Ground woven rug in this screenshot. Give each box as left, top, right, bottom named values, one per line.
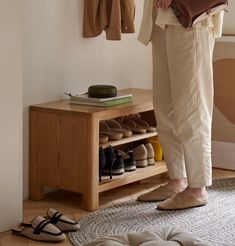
left=69, top=178, right=235, bottom=246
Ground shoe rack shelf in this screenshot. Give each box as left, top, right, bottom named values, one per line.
left=100, top=132, right=158, bottom=148
left=99, top=161, right=167, bottom=192
left=29, top=88, right=168, bottom=211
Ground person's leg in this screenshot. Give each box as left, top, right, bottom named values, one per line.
left=158, top=24, right=215, bottom=208
left=138, top=25, right=187, bottom=202
left=152, top=25, right=187, bottom=185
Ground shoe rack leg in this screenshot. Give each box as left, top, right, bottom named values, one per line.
left=82, top=116, right=99, bottom=211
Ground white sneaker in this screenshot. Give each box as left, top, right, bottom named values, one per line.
left=132, top=144, right=148, bottom=167
left=145, top=143, right=155, bottom=165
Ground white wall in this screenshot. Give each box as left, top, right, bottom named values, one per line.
left=0, top=0, right=23, bottom=232
left=23, top=0, right=66, bottom=198
left=62, top=0, right=152, bottom=93
left=23, top=0, right=152, bottom=198
left=223, top=1, right=235, bottom=35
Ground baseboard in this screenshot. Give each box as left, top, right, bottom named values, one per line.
left=212, top=140, right=235, bottom=170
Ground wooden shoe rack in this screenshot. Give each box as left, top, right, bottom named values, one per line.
left=29, top=88, right=168, bottom=211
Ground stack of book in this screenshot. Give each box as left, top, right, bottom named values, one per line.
left=69, top=93, right=133, bottom=107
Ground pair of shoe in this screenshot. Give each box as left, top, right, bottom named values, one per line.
left=132, top=143, right=155, bottom=167
left=129, top=113, right=157, bottom=133
left=99, top=146, right=136, bottom=182
left=137, top=185, right=207, bottom=210
left=99, top=146, right=124, bottom=181
left=99, top=119, right=132, bottom=143
left=11, top=208, right=80, bottom=242
left=116, top=114, right=157, bottom=134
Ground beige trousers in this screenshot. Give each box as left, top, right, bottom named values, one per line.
left=151, top=24, right=215, bottom=187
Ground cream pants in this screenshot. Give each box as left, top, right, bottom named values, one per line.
left=151, top=24, right=215, bottom=187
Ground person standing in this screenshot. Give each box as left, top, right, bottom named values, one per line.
left=137, top=0, right=224, bottom=210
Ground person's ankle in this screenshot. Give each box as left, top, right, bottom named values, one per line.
left=166, top=178, right=187, bottom=193
left=183, top=187, right=208, bottom=200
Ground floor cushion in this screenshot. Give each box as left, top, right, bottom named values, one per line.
left=83, top=227, right=208, bottom=246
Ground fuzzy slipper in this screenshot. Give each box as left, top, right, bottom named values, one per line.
left=12, top=216, right=66, bottom=242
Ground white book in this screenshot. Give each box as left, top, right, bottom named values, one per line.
left=70, top=96, right=133, bottom=107
left=70, top=93, right=133, bottom=103
left=192, top=4, right=227, bottom=26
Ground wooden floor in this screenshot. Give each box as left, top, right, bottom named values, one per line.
left=1, top=168, right=235, bottom=246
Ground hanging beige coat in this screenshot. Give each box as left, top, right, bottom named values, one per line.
left=83, top=0, right=135, bottom=40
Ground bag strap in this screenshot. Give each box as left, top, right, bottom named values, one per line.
left=202, top=0, right=228, bottom=15
left=202, top=0, right=211, bottom=14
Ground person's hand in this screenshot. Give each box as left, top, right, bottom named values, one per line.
left=153, top=0, right=173, bottom=10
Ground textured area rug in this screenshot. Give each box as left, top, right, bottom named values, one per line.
left=69, top=178, right=235, bottom=246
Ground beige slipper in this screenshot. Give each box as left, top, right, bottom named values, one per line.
left=130, top=114, right=157, bottom=132
left=99, top=134, right=109, bottom=144
left=137, top=185, right=178, bottom=202
left=12, top=216, right=66, bottom=242
left=121, top=118, right=146, bottom=134
left=99, top=121, right=123, bottom=140
left=105, top=119, right=132, bottom=137
left=45, top=208, right=80, bottom=232
left=157, top=192, right=208, bottom=210
left=115, top=116, right=146, bottom=134
left=21, top=209, right=80, bottom=233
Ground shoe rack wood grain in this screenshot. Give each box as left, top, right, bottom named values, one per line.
left=29, top=88, right=167, bottom=211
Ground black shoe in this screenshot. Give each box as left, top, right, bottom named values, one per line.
left=99, top=147, right=106, bottom=182
left=103, top=146, right=115, bottom=179
left=120, top=150, right=136, bottom=172
left=111, top=150, right=125, bottom=175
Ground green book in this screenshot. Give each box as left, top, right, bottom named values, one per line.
left=70, top=96, right=133, bottom=107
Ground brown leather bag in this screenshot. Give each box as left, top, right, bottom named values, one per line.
left=171, top=0, right=228, bottom=28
